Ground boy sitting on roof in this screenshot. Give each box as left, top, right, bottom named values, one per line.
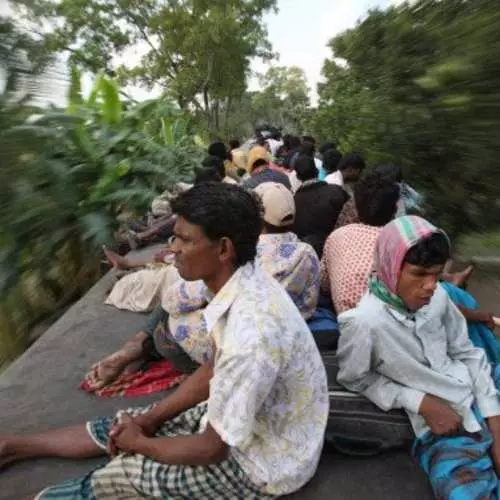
left=337, top=216, right=500, bottom=499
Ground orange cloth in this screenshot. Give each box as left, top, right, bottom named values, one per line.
left=247, top=146, right=271, bottom=172
left=80, top=359, right=186, bottom=398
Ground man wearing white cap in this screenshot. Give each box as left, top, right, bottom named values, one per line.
left=83, top=183, right=321, bottom=392
left=253, top=182, right=320, bottom=321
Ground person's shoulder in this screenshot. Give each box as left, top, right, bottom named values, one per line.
left=339, top=293, right=385, bottom=331
left=324, top=223, right=353, bottom=245
left=232, top=266, right=301, bottom=319
left=428, top=283, right=451, bottom=312
left=324, top=182, right=348, bottom=199
left=226, top=268, right=308, bottom=349
left=241, top=177, right=254, bottom=189
left=293, top=241, right=320, bottom=273
left=269, top=168, right=291, bottom=186
left=293, top=236, right=319, bottom=256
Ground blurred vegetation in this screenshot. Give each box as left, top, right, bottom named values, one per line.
left=0, top=19, right=202, bottom=367
left=14, top=0, right=278, bottom=136
left=3, top=0, right=500, bottom=366
left=308, top=0, right=500, bottom=241
left=457, top=232, right=500, bottom=259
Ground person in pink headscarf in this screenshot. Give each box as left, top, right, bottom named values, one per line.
left=337, top=215, right=500, bottom=499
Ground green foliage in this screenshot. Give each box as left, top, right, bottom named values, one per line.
left=0, top=65, right=202, bottom=366
left=209, top=66, right=311, bottom=140
left=457, top=231, right=500, bottom=258
left=252, top=66, right=310, bottom=134
left=310, top=0, right=500, bottom=240
left=15, top=0, right=277, bottom=134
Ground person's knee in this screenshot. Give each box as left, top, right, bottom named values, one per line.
left=91, top=456, right=142, bottom=495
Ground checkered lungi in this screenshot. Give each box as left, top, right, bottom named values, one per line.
left=36, top=403, right=274, bottom=499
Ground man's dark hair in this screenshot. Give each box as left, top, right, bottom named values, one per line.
left=269, top=126, right=281, bottom=140
left=300, top=141, right=315, bottom=158
left=252, top=158, right=268, bottom=170
left=302, top=135, right=316, bottom=144
left=289, top=135, right=302, bottom=150
left=338, top=153, right=366, bottom=172
left=282, top=134, right=292, bottom=150
left=228, top=139, right=241, bottom=150
left=404, top=233, right=450, bottom=267
left=201, top=155, right=225, bottom=178
left=208, top=141, right=228, bottom=161
left=294, top=155, right=318, bottom=182
left=373, top=164, right=403, bottom=183
left=194, top=167, right=222, bottom=185
left=171, top=183, right=261, bottom=267
left=354, top=173, right=400, bottom=226
left=319, top=142, right=337, bottom=155
left=255, top=134, right=267, bottom=147
left=322, top=149, right=342, bottom=174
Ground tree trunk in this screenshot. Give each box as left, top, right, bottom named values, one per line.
left=214, top=99, right=220, bottom=135
left=224, top=96, right=233, bottom=140
left=203, top=88, right=212, bottom=133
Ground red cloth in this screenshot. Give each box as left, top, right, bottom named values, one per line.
left=80, top=359, right=187, bottom=398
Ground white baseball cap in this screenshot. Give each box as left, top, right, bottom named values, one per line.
left=254, top=182, right=295, bottom=227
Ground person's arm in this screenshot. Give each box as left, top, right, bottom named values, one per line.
left=111, top=414, right=228, bottom=465
left=207, top=348, right=279, bottom=450
left=142, top=305, right=168, bottom=336
left=445, top=297, right=500, bottom=419
left=487, top=415, right=500, bottom=474
left=319, top=253, right=330, bottom=294
left=134, top=361, right=213, bottom=434
left=136, top=214, right=176, bottom=241
left=334, top=198, right=359, bottom=230
left=456, top=305, right=495, bottom=329
left=337, top=315, right=426, bottom=413
left=301, top=248, right=320, bottom=316
left=104, top=247, right=152, bottom=270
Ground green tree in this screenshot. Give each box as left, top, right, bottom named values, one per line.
left=311, top=0, right=500, bottom=240
left=15, top=0, right=277, bottom=134
left=252, top=66, right=310, bottom=134
left=217, top=66, right=310, bottom=139
left=0, top=66, right=202, bottom=366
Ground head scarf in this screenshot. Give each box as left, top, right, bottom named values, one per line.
left=368, top=215, right=449, bottom=312
left=230, top=149, right=247, bottom=172
left=247, top=145, right=271, bottom=173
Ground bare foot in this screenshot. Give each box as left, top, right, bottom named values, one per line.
left=85, top=354, right=129, bottom=391
left=103, top=248, right=129, bottom=270
left=443, top=264, right=474, bottom=288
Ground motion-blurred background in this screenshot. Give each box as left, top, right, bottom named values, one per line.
left=1, top=0, right=500, bottom=367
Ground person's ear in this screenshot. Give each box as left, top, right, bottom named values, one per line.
left=218, top=237, right=236, bottom=264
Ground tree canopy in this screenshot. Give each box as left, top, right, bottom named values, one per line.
left=15, top=0, right=278, bottom=132
left=310, top=0, right=500, bottom=239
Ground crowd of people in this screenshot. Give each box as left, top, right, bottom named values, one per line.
left=2, top=129, right=500, bottom=499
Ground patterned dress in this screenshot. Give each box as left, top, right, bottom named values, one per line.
left=37, top=264, right=328, bottom=499
left=161, top=232, right=320, bottom=365
left=256, top=232, right=319, bottom=320
left=320, top=224, right=381, bottom=314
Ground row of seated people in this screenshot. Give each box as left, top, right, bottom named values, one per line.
left=118, top=137, right=366, bottom=256
left=2, top=174, right=499, bottom=498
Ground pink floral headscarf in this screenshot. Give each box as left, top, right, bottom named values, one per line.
left=373, top=215, right=447, bottom=294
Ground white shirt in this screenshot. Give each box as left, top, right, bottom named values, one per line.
left=205, top=263, right=328, bottom=495
left=266, top=138, right=283, bottom=156
left=287, top=170, right=302, bottom=193
left=337, top=284, right=500, bottom=437
left=324, top=170, right=344, bottom=186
